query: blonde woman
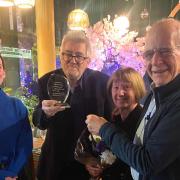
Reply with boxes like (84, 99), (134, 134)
(86, 67), (146, 180)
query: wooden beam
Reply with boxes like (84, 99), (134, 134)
(168, 2), (180, 17)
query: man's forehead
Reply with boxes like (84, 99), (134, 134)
(145, 30), (172, 49)
(63, 40), (85, 46)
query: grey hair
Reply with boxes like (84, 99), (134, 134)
(60, 30), (91, 57)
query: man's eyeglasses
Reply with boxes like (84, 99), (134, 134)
(143, 46), (180, 61)
(62, 52), (88, 64)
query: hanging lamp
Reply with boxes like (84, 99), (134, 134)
(0, 0), (14, 7)
(146, 0), (152, 31)
(140, 0), (149, 19)
(14, 0), (35, 8)
(67, 9), (90, 30)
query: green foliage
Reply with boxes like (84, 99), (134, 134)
(3, 86), (39, 126)
(3, 87), (13, 95)
(14, 87), (39, 126)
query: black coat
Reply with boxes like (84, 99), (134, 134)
(33, 68), (112, 180)
(101, 105), (143, 180)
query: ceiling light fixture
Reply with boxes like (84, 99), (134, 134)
(146, 0), (152, 31)
(140, 0), (149, 19)
(67, 9), (90, 30)
(0, 0), (14, 7)
(14, 0), (35, 8)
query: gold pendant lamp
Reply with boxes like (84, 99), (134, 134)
(14, 0), (35, 8)
(0, 0), (14, 7)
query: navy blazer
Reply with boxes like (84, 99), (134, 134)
(100, 75), (180, 180)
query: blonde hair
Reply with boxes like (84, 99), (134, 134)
(107, 67), (146, 102)
(60, 30), (91, 57)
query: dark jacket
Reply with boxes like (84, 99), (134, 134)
(33, 68), (112, 180)
(100, 74), (180, 180)
(102, 105), (142, 180)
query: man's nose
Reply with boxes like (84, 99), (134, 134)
(151, 52), (163, 65)
(70, 56), (77, 63)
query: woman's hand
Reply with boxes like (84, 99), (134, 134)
(42, 100), (66, 117)
(85, 163), (103, 178)
(86, 114), (108, 135)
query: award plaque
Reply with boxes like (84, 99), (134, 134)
(47, 73), (70, 108)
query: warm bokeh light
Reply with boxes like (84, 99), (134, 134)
(67, 9), (89, 30)
(113, 15), (130, 36)
(0, 0), (14, 7)
(14, 0), (35, 8)
(113, 16), (129, 30)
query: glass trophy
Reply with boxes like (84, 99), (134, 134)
(47, 73), (70, 108)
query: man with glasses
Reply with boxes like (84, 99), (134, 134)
(86, 18), (180, 180)
(33, 30), (111, 180)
